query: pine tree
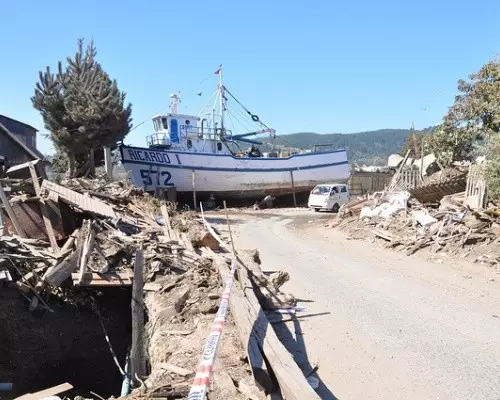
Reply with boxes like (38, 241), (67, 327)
(32, 39), (132, 177)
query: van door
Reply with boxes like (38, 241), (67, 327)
(339, 185), (349, 205)
(328, 186), (341, 208)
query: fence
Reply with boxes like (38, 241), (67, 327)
(464, 164), (488, 209)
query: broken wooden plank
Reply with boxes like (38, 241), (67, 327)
(199, 215), (320, 398)
(143, 282), (163, 291)
(204, 248), (319, 399)
(42, 225), (87, 287)
(77, 221), (96, 284)
(29, 162), (60, 253)
(0, 184), (26, 237)
(14, 382), (73, 400)
(71, 270), (133, 286)
(372, 229), (395, 242)
(162, 329), (193, 336)
(158, 362), (193, 377)
(160, 205), (172, 239)
(130, 250), (146, 385)
(40, 180), (117, 219)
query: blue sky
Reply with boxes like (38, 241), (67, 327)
(1, 0), (499, 155)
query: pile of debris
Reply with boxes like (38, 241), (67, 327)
(0, 163), (315, 399)
(330, 190), (500, 266)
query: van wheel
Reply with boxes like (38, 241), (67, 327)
(332, 203), (340, 213)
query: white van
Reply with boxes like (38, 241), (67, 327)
(308, 183), (350, 212)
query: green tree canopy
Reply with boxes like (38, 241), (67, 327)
(440, 60), (500, 198)
(32, 39), (132, 177)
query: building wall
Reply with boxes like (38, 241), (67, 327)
(0, 131), (32, 165)
(349, 171), (393, 195)
(0, 116), (41, 167)
(0, 115), (37, 148)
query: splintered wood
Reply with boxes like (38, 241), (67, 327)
(2, 176), (280, 399)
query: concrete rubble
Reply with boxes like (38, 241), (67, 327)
(329, 164), (500, 267)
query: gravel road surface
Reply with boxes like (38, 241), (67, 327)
(208, 210), (500, 400)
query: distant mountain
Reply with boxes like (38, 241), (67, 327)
(269, 129), (416, 166)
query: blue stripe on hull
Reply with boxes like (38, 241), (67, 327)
(119, 145), (347, 161)
(121, 158), (348, 173)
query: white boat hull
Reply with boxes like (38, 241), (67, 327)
(119, 146), (349, 199)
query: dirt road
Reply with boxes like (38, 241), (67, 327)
(208, 209), (500, 400)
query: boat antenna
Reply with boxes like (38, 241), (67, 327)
(169, 92), (181, 114)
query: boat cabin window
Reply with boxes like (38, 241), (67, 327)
(340, 186), (347, 193)
(187, 139), (192, 148)
(153, 119), (160, 132)
(161, 117), (168, 130)
(217, 142), (223, 151)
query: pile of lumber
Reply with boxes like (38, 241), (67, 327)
(0, 173), (219, 293)
(1, 170), (319, 399)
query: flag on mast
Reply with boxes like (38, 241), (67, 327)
(214, 65), (222, 75)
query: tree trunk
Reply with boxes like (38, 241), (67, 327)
(67, 155), (76, 178)
(88, 148), (95, 177)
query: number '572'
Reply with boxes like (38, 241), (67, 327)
(140, 169), (174, 186)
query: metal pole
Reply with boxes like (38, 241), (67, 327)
(192, 170), (197, 211)
(290, 170), (297, 208)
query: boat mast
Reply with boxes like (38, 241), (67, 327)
(218, 65), (225, 137)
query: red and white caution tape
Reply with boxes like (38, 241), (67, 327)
(188, 259), (237, 400)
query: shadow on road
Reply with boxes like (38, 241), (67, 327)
(270, 311), (339, 400)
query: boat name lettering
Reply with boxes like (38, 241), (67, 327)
(127, 149), (173, 164)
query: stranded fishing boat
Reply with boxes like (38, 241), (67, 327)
(119, 67), (349, 200)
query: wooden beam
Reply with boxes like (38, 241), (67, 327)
(14, 382), (73, 400)
(204, 248), (274, 393)
(42, 224), (87, 287)
(160, 204), (172, 239)
(130, 250), (146, 384)
(77, 221), (96, 284)
(29, 162), (60, 252)
(72, 270), (133, 286)
(0, 184), (26, 237)
(203, 247), (319, 399)
(40, 180), (117, 219)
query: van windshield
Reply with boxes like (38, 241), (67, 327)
(311, 185), (331, 195)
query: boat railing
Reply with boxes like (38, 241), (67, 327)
(147, 127), (233, 147)
(147, 133), (170, 147)
(185, 126), (232, 139)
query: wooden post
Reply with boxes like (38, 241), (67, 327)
(77, 221), (96, 284)
(223, 200), (244, 291)
(130, 250), (146, 385)
(290, 170), (297, 208)
(29, 162), (60, 252)
(192, 169), (197, 211)
(103, 146), (113, 179)
(0, 184), (26, 237)
(160, 205), (172, 240)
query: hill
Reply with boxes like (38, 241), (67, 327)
(270, 129), (416, 165)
